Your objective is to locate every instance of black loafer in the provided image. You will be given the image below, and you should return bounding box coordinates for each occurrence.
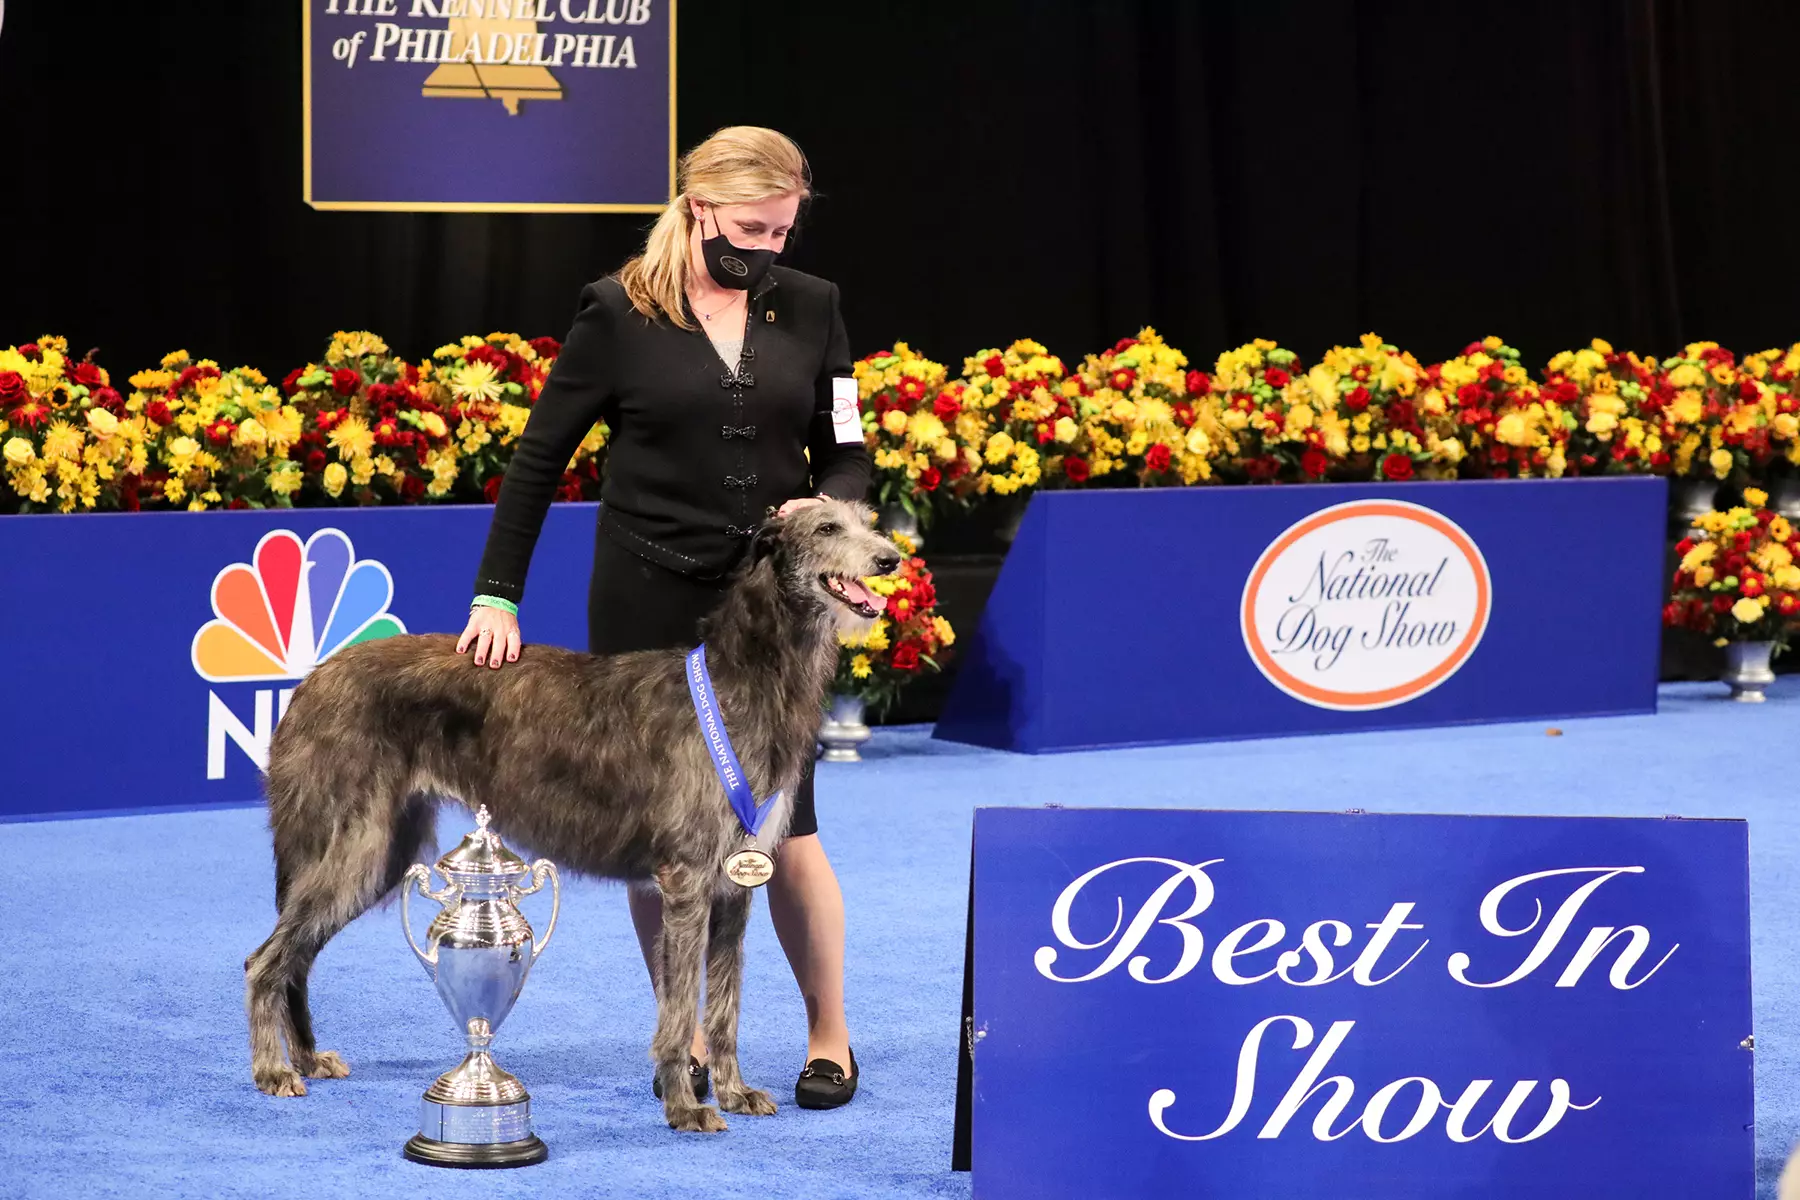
[795,1048,858,1110]
[651,1056,710,1101]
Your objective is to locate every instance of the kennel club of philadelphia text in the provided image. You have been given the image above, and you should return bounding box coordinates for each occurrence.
[1033,861,1677,1144]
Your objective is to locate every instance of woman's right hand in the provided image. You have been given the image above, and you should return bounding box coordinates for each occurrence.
[457,605,521,669]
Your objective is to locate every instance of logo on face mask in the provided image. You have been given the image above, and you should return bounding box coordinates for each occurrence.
[719,255,749,277]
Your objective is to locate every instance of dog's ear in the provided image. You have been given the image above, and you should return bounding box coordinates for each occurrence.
[751,522,782,562]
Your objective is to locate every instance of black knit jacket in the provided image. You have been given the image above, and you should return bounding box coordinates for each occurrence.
[473,266,872,603]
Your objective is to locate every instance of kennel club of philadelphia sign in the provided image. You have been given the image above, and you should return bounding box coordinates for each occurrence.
[970,807,1753,1197]
[304,0,675,211]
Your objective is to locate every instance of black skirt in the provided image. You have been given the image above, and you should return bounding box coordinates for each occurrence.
[587,525,819,838]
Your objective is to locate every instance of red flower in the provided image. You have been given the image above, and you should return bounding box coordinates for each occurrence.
[529,336,561,360]
[16,343,41,361]
[7,398,49,429]
[1063,455,1091,483]
[910,578,937,610]
[466,344,510,372]
[1662,603,1682,627]
[1734,531,1753,551]
[401,474,427,500]
[890,641,923,672]
[1245,456,1279,482]
[1713,595,1734,614]
[305,450,327,473]
[331,368,360,396]
[898,377,926,403]
[1382,453,1415,481]
[229,498,250,511]
[1186,370,1210,395]
[483,477,503,503]
[1112,337,1138,353]
[934,391,961,420]
[1144,443,1172,473]
[1742,575,1765,598]
[1675,537,1696,555]
[0,371,25,403]
[120,475,140,513]
[281,368,304,395]
[206,419,236,446]
[1264,367,1291,389]
[1110,368,1137,391]
[1780,594,1800,616]
[920,466,941,491]
[1345,386,1371,412]
[983,355,1005,378]
[1301,448,1329,478]
[92,386,123,413]
[70,362,104,389]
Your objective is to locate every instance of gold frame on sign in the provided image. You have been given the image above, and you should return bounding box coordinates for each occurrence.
[301,0,677,212]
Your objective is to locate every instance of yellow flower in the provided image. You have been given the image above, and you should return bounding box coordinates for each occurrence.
[3,437,33,466]
[450,359,503,403]
[1744,487,1769,508]
[983,431,1015,464]
[160,349,191,369]
[1771,516,1794,542]
[41,421,84,461]
[1692,564,1715,587]
[1776,565,1800,590]
[234,418,268,449]
[329,415,375,460]
[267,461,303,497]
[863,620,890,652]
[1710,448,1734,479]
[421,411,448,439]
[849,653,872,680]
[1731,597,1764,624]
[322,461,348,497]
[1679,541,1717,572]
[932,615,955,646]
[882,409,908,436]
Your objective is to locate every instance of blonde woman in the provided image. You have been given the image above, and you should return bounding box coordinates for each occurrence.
[458,127,868,1109]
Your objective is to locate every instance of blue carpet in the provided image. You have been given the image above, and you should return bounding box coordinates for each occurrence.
[3,681,1797,1199]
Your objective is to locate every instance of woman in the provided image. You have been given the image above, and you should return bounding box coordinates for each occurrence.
[456,126,868,1110]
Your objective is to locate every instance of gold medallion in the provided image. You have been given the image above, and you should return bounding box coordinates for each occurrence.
[724,847,775,888]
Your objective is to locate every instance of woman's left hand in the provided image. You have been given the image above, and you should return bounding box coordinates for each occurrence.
[777,496,825,517]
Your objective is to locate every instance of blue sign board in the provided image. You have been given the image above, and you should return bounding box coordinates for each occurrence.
[969,806,1752,1197]
[3,504,598,819]
[935,478,1668,753]
[303,0,675,211]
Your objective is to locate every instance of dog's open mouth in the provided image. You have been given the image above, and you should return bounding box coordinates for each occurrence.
[821,574,885,618]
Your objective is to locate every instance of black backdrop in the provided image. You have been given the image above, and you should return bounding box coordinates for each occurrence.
[5,0,1797,378]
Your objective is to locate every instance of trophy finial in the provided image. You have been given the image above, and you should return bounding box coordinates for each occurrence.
[475,805,491,830]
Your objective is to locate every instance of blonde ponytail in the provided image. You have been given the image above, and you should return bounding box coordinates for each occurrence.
[617,126,811,330]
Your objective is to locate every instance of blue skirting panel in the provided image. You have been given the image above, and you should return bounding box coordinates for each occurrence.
[4,504,599,819]
[934,479,1668,753]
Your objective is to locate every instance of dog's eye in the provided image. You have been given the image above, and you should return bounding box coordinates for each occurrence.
[818,522,841,536]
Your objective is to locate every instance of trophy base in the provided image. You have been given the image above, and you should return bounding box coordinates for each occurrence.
[404,1132,547,1169]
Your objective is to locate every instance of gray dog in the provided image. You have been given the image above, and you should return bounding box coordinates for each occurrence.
[243,499,899,1132]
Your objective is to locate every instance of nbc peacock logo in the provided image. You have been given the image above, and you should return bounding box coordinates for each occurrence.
[196,528,406,779]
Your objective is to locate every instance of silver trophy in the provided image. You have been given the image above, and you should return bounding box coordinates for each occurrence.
[401,805,560,1168]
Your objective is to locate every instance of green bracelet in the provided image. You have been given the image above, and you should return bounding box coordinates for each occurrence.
[470,595,519,617]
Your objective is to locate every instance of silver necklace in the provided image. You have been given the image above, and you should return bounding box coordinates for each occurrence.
[690,289,744,323]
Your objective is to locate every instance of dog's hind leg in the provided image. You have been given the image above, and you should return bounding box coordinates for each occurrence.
[703,885,776,1116]
[652,865,728,1133]
[246,792,433,1095]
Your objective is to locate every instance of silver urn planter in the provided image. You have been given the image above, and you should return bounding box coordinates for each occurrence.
[877,502,924,551]
[817,693,873,763]
[1768,477,1800,520]
[1721,640,1778,703]
[1670,476,1720,529]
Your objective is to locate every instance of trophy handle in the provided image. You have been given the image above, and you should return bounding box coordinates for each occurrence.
[516,860,561,963]
[401,863,457,968]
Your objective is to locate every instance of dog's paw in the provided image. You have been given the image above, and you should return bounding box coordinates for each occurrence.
[718,1086,777,1117]
[253,1065,308,1097]
[666,1104,729,1134]
[303,1050,351,1079]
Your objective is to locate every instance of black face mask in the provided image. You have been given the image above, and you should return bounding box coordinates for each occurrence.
[699,207,778,291]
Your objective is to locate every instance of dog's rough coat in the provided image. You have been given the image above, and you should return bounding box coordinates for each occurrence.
[243,500,898,1132]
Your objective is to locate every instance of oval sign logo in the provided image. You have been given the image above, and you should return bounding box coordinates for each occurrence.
[1241,500,1491,710]
[719,254,749,277]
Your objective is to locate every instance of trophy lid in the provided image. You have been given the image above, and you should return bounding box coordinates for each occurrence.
[436,806,529,877]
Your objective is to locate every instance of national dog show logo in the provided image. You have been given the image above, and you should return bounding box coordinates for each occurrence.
[1241,500,1491,711]
[194,528,406,778]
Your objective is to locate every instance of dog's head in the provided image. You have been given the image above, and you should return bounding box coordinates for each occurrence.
[751,499,902,633]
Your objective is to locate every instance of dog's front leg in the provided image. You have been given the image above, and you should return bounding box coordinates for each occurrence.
[653,865,727,1133]
[704,885,776,1116]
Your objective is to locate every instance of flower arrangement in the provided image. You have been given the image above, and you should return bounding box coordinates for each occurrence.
[1665,488,1800,650]
[1539,339,1669,476]
[833,531,955,716]
[0,335,140,513]
[1724,344,1800,486]
[1068,329,1213,487]
[1206,338,1313,483]
[853,342,972,522]
[1432,337,1574,478]
[127,352,305,510]
[1654,342,1739,480]
[1311,334,1453,482]
[958,339,1064,496]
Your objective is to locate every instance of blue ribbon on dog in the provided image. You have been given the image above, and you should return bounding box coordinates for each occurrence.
[685,645,776,836]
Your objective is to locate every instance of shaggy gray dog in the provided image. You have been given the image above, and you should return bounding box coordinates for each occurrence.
[243,499,899,1132]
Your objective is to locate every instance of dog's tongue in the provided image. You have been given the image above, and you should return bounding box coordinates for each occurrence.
[841,578,885,612]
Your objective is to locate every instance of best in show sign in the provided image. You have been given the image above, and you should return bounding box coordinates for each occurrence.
[968,807,1753,1197]
[303,0,675,211]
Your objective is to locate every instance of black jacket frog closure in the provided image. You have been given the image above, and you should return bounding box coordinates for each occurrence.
[473,266,871,603]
